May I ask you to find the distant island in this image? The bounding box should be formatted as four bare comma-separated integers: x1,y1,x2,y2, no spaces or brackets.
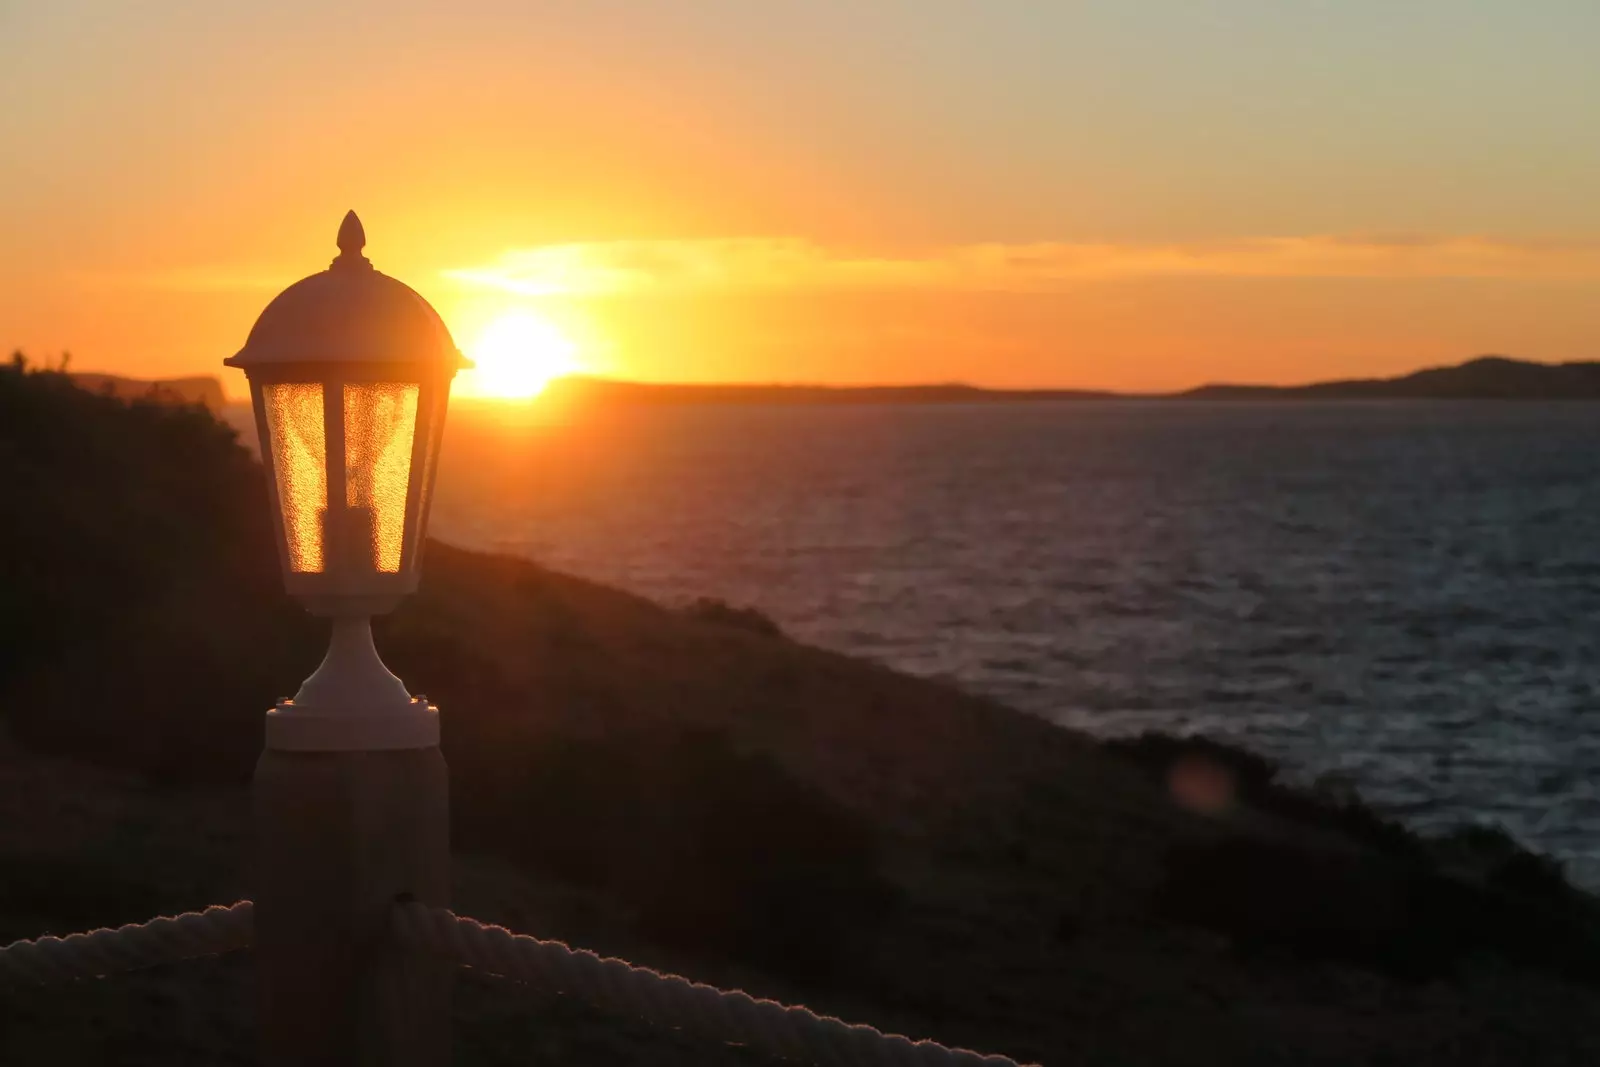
66,356,1600,414
1181,356,1600,401
535,356,1600,405
536,378,1120,405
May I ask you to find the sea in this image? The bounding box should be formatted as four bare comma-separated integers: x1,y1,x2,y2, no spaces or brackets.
417,400,1600,885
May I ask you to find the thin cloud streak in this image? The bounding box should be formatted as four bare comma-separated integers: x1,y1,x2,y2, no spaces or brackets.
446,235,1600,296
81,235,1600,296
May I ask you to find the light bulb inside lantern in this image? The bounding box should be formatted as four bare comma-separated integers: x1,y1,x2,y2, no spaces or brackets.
341,383,419,574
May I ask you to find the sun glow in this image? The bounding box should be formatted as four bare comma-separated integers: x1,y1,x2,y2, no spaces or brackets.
461,311,581,399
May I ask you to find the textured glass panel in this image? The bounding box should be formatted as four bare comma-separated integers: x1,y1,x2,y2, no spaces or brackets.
411,385,446,541
262,383,327,572
344,383,418,573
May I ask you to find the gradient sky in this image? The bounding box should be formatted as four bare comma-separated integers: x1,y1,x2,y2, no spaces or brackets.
6,0,1600,394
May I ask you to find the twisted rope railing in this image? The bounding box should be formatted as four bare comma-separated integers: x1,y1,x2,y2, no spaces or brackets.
2,899,1033,1065
0,900,253,984
394,901,1035,1067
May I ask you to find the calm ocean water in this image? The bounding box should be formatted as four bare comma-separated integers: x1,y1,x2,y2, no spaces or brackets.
428,400,1600,884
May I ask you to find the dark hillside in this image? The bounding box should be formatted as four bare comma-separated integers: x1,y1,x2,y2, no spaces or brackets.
5,355,1600,1064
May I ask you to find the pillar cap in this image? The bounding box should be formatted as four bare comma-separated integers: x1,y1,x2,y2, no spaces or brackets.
266,698,440,751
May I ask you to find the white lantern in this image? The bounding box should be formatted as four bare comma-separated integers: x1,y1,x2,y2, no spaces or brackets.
226,212,466,751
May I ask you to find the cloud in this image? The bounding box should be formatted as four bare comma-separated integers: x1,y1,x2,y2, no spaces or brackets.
444,239,927,295
445,234,1600,296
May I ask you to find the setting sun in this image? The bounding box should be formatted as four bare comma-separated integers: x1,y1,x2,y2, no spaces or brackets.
460,312,581,399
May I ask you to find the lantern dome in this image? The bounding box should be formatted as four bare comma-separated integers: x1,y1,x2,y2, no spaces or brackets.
226,211,463,371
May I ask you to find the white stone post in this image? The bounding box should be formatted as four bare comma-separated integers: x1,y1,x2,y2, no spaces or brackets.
253,618,451,1066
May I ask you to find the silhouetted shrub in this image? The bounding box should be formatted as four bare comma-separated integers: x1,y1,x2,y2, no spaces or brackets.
1106,732,1426,860
1157,835,1449,979
1117,730,1600,983
1157,831,1600,985
1108,732,1588,910
680,598,785,639
1430,824,1577,904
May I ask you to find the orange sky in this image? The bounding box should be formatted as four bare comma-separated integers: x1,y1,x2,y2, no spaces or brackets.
6,2,1600,397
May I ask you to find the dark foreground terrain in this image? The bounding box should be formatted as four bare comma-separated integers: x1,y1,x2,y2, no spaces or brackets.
4,355,1600,1065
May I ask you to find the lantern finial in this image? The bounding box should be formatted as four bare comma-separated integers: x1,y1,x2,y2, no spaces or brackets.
333,210,368,269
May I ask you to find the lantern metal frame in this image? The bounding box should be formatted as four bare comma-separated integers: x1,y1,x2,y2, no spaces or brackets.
242,360,454,616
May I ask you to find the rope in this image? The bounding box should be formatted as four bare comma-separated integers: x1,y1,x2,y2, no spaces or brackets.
0,901,253,984
394,902,1036,1067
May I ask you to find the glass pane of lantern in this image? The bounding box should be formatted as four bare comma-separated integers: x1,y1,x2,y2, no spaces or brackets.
344,383,419,573
411,384,447,543
262,383,327,572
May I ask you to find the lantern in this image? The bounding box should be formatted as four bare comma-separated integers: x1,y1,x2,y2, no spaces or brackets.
226,211,466,750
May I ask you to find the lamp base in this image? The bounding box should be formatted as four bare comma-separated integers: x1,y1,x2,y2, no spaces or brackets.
266,697,440,752
267,615,440,751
